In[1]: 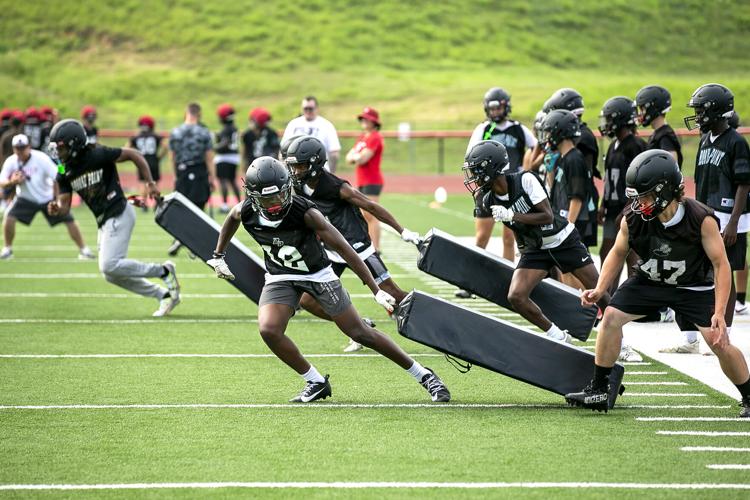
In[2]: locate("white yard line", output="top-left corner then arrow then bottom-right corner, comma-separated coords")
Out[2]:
0,292 -> 377,299
657,431 -> 750,437
625,393 -> 707,397
0,481 -> 749,491
637,417 -> 750,422
626,372 -> 669,375
0,353 -> 442,359
706,464 -> 750,470
682,447 -> 750,452
0,318 -> 337,325
625,382 -> 688,386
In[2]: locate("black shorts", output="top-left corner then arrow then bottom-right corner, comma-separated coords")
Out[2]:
575,216 -> 598,248
7,197 -> 73,226
216,162 -> 239,180
175,167 -> 210,209
517,229 -> 593,273
358,184 -> 382,196
610,276 -> 715,328
259,279 -> 352,317
137,161 -> 160,182
725,232 -> 747,271
331,251 -> 390,284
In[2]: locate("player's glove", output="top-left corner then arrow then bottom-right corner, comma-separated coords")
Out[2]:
491,205 -> 515,223
400,228 -> 422,245
207,252 -> 235,280
374,289 -> 397,314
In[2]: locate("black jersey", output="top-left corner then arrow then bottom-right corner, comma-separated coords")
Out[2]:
214,122 -> 239,162
296,171 -> 371,253
694,127 -> 750,215
550,148 -> 590,220
647,124 -> 683,168
479,120 -> 527,171
56,145 -> 126,227
240,196 -> 330,276
84,125 -> 98,144
628,199 -> 718,288
480,171 -> 569,252
577,122 -> 600,174
602,134 -> 647,211
129,131 -> 162,171
241,127 -> 280,164
23,123 -> 43,150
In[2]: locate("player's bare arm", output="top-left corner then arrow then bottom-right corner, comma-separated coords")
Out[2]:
339,182 -> 404,233
47,192 -> 72,217
567,197 -> 583,223
702,215 -> 731,343
724,183 -> 750,246
213,203 -> 243,254
582,217 -> 629,305
117,148 -> 160,199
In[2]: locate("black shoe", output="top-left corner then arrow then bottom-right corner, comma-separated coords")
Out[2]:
740,396 -> 750,418
167,241 -> 182,257
454,289 -> 474,299
362,317 -> 376,328
565,382 -> 609,413
420,368 -> 451,402
289,375 -> 331,403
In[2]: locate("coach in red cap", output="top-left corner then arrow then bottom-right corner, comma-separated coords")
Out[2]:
346,106 -> 385,249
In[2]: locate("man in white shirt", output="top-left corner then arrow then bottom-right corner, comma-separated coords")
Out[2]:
0,134 -> 94,260
282,96 -> 341,172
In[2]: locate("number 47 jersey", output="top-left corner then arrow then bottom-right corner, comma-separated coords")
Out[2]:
240,197 -> 331,276
627,198 -> 718,288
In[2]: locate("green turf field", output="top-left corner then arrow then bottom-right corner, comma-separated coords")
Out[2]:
1,196 -> 749,498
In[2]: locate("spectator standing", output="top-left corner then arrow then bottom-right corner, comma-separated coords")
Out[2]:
128,115 -> 166,211
282,96 -> 341,172
242,107 -> 280,166
214,104 -> 241,213
81,105 -> 98,145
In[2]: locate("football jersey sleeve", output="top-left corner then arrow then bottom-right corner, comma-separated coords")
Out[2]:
56,172 -> 72,194
521,172 -> 548,205
565,154 -> 588,200
731,135 -> 750,184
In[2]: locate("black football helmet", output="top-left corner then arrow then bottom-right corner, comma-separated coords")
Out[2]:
48,119 -> 88,162
533,110 -> 547,142
542,88 -> 584,116
284,136 -> 327,187
244,156 -> 294,220
279,134 -> 305,160
483,87 -> 512,123
635,85 -> 671,127
685,83 -> 734,132
728,111 -> 741,129
598,97 -> 637,138
539,109 -> 581,149
462,140 -> 510,194
625,149 -> 683,221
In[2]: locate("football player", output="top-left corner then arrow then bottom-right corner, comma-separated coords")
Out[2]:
46,119 -> 180,317
128,115 -> 165,211
214,104 -> 241,213
284,136 -> 422,352
207,157 -> 450,403
460,88 -> 537,294
463,139 -> 608,343
686,83 -> 750,340
80,105 -> 98,144
566,150 -> 750,417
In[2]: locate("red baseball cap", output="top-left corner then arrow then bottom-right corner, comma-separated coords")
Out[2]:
81,105 -> 97,118
249,107 -> 271,127
357,107 -> 380,127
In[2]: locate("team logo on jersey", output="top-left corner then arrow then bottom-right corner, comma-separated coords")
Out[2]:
653,239 -> 672,257
272,237 -> 284,248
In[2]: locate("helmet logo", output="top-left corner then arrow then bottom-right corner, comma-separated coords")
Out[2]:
261,186 -> 280,195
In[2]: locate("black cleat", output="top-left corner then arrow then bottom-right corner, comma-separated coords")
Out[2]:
565,382 -> 609,413
454,289 -> 474,299
740,396 -> 750,418
167,240 -> 182,257
289,375 -> 331,403
421,368 -> 451,402
362,317 -> 376,328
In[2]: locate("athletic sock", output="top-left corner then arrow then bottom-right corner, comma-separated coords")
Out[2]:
162,291 -> 171,300
301,365 -> 325,384
161,266 -> 169,278
593,364 -> 613,390
406,361 -> 431,381
738,292 -> 746,305
684,330 -> 699,344
545,324 -> 565,341
735,377 -> 750,399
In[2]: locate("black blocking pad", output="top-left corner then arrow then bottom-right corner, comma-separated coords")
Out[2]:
155,192 -> 266,303
417,228 -> 597,341
396,290 -> 625,409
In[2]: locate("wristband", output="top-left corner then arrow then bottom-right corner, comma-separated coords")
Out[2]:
212,251 -> 226,259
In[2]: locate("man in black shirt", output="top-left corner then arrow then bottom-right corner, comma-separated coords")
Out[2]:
207,156 -> 450,403
214,104 -> 241,214
284,136 -> 422,352
687,83 -> 750,335
81,105 -> 98,145
566,150 -> 750,417
242,107 -> 280,166
128,115 -> 165,212
464,140 -> 607,343
47,119 -> 181,317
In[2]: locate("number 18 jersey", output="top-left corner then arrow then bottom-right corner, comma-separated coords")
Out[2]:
627,198 -> 718,288
241,196 -> 330,276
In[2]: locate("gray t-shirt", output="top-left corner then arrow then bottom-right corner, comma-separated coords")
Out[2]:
169,123 -> 213,166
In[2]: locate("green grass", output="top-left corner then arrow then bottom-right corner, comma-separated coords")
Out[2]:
1,199 -> 749,498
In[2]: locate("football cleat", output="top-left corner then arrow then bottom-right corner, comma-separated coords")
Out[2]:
167,240 -> 182,256
659,307 -> 675,323
565,382 -> 609,413
290,375 -> 331,403
547,329 -> 574,344
618,345 -> 643,362
0,247 -> 13,260
659,339 -> 700,354
78,247 -> 95,260
152,293 -> 180,317
162,260 -> 180,298
454,289 -> 474,299
420,368 -> 451,402
343,339 -> 364,353
740,396 -> 750,418
736,301 -> 748,315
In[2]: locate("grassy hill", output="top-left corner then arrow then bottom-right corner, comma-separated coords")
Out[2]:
1,0 -> 749,130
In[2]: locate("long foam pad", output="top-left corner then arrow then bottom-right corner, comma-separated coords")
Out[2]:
396,290 -> 624,408
155,192 -> 266,303
417,228 -> 597,341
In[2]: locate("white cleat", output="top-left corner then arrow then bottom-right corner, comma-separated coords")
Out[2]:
736,301 -> 748,315
78,247 -> 96,260
659,339 -> 700,354
0,247 -> 13,260
618,345 -> 643,362
162,260 -> 180,299
547,330 -> 574,344
343,339 -> 364,353
153,294 -> 180,317
659,307 -> 675,323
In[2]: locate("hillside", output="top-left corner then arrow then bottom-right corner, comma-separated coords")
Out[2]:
1,0 -> 749,129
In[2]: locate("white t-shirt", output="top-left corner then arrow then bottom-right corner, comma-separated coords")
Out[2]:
282,116 -> 341,153
467,120 -> 537,153
0,150 -> 58,204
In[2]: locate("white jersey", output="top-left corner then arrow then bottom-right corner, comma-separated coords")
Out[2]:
282,115 -> 341,153
0,149 -> 58,204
